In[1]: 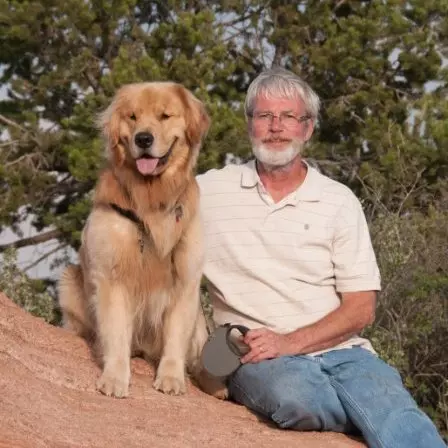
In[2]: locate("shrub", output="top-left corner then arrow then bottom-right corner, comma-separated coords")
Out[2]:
0,248 -> 55,323
365,210 -> 448,440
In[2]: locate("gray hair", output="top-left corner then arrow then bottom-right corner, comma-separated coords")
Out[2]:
244,67 -> 320,120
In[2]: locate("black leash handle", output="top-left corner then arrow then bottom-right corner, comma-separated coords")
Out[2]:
224,324 -> 250,356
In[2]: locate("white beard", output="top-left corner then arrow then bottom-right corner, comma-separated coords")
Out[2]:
251,138 -> 304,170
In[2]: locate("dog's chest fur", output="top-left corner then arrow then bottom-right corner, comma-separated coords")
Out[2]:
93,167 -> 197,261
139,201 -> 187,259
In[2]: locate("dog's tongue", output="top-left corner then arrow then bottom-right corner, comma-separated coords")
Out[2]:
136,157 -> 159,175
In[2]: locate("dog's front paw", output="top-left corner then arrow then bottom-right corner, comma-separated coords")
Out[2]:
154,358 -> 186,395
96,368 -> 130,398
153,374 -> 186,395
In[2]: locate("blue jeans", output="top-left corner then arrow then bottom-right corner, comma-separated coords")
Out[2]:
228,347 -> 446,448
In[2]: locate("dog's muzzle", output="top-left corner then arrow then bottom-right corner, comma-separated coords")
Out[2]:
134,134 -> 177,176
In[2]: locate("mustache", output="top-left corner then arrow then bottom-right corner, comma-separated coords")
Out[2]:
262,138 -> 291,143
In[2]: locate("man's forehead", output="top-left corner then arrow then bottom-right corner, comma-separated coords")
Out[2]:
253,94 -> 306,111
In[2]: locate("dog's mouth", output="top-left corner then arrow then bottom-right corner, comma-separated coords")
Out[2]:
135,138 -> 177,176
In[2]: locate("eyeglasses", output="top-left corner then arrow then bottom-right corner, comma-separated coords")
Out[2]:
250,111 -> 312,128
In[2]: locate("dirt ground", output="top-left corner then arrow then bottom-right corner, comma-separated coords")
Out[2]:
0,293 -> 365,448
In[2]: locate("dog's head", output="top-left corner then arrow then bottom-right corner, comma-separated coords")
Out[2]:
99,82 -> 210,176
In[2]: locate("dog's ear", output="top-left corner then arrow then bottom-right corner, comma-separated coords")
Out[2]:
178,86 -> 211,151
97,90 -> 126,167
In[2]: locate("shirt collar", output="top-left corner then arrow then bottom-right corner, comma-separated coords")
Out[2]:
241,159 -> 259,188
240,159 -> 322,202
295,161 -> 322,202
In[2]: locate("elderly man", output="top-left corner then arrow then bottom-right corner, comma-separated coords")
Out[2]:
196,68 -> 445,447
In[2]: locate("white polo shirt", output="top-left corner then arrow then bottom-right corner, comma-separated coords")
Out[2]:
197,160 -> 381,355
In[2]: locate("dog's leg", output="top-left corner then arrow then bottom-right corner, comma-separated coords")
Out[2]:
153,278 -> 201,395
94,282 -> 133,398
153,212 -> 204,396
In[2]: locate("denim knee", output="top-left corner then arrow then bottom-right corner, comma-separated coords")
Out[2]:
271,398 -> 324,431
229,356 -> 355,433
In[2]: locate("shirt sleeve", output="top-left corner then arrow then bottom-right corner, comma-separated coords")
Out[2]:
332,192 -> 381,292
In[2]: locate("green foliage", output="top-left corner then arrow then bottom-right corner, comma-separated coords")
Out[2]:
365,210 -> 448,440
0,248 -> 55,323
1,0 -> 447,241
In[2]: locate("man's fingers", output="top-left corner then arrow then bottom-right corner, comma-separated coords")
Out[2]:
239,328 -> 283,363
244,328 -> 267,342
244,332 -> 274,353
241,344 -> 271,364
242,351 -> 271,364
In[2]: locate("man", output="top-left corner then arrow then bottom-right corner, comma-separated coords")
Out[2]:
197,68 -> 446,447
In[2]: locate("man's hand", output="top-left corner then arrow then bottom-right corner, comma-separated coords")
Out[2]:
240,291 -> 376,364
241,328 -> 294,364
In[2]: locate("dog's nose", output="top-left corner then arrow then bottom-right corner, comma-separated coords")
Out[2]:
135,132 -> 154,149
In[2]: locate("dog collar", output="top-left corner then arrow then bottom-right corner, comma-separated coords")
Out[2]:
108,202 -> 183,253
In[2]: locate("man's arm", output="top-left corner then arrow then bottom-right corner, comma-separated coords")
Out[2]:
242,190 -> 380,364
241,290 -> 376,364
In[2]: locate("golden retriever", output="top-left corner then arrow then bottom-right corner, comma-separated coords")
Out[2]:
58,82 -> 223,398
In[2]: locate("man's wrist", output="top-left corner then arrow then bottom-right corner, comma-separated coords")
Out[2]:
284,330 -> 307,356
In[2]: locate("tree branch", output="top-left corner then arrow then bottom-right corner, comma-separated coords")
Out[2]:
0,114 -> 29,133
0,140 -> 19,148
0,229 -> 62,252
22,243 -> 66,273
219,5 -> 266,28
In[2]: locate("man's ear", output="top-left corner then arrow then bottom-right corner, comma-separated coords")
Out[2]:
303,118 -> 315,142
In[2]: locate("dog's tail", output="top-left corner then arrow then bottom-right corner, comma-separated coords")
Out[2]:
58,264 -> 92,339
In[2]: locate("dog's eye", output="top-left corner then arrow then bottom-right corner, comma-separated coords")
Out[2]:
130,113 -> 137,121
160,113 -> 171,120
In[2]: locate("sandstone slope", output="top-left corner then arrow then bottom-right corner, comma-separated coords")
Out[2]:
0,293 -> 365,448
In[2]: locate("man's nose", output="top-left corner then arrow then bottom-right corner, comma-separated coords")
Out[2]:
269,115 -> 283,131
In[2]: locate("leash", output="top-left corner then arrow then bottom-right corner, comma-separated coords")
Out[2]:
199,287 -> 216,336
109,203 -> 147,253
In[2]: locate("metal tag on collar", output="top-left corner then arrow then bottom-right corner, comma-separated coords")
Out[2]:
138,233 -> 144,254
137,222 -> 146,254
174,204 -> 183,222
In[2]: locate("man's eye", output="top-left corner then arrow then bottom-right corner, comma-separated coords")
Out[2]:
130,113 -> 137,121
257,113 -> 271,119
160,113 -> 171,120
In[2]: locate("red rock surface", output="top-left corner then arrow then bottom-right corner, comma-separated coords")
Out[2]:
0,292 -> 365,448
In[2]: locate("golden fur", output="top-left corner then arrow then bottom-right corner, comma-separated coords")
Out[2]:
58,82 -> 225,398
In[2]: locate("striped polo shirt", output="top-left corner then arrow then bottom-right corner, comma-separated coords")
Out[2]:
196,160 -> 381,355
